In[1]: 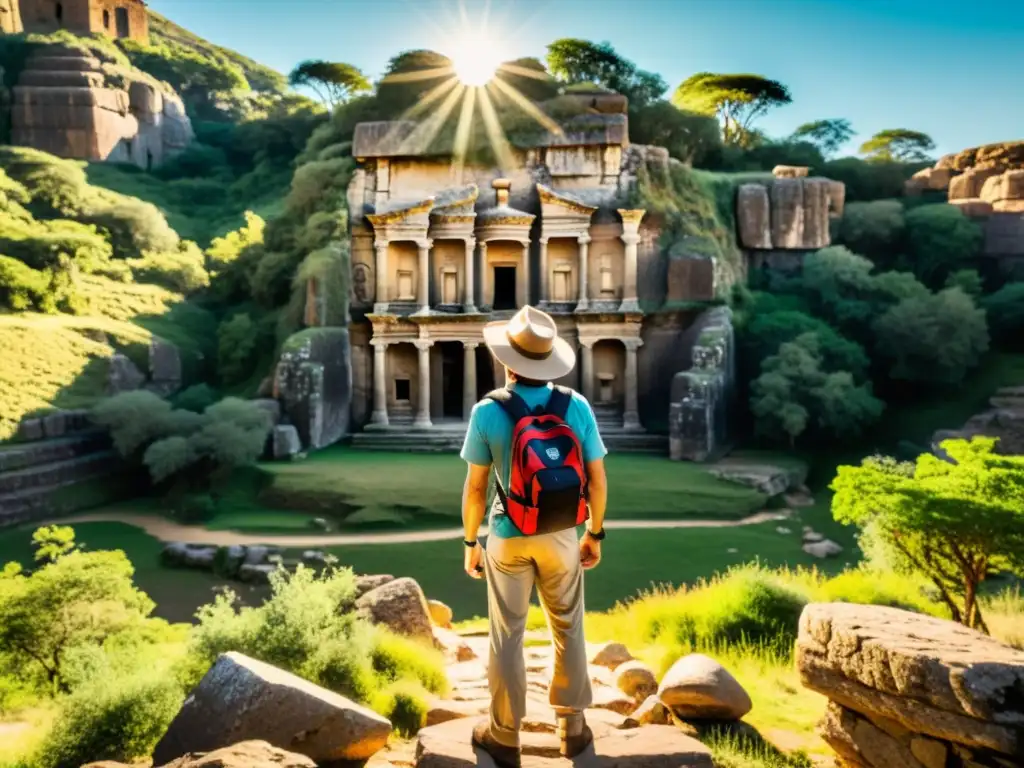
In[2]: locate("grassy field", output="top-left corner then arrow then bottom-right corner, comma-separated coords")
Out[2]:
0,278 -> 215,439
236,447 -> 777,532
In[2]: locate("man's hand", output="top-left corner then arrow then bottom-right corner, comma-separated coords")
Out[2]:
465,541 -> 484,579
580,532 -> 601,570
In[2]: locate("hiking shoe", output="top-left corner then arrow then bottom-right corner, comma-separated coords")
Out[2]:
472,720 -> 521,768
557,714 -> 594,758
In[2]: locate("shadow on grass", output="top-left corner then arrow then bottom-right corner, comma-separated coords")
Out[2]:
694,721 -> 814,768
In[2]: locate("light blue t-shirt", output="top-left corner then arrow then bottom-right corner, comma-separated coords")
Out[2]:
460,383 -> 608,539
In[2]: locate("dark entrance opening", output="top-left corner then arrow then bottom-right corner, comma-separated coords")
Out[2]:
55,2 -> 63,24
477,346 -> 496,399
440,342 -> 464,419
115,7 -> 129,37
103,9 -> 110,28
395,379 -> 410,402
493,266 -> 516,310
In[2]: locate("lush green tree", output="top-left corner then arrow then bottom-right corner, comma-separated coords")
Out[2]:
750,333 -> 883,446
672,73 -> 791,146
496,57 -> 560,102
789,118 -> 854,157
873,287 -> 989,385
860,129 -> 935,162
903,204 -> 983,287
206,211 -> 266,271
545,38 -> 666,107
982,282 -> 1024,349
836,200 -> 905,268
0,547 -> 155,693
289,60 -> 371,111
31,525 -> 78,564
217,313 -> 258,387
742,310 -> 870,381
628,101 -> 721,165
127,241 -> 209,294
831,438 -> 1024,631
945,269 -> 983,298
86,198 -> 180,260
821,157 -> 926,202
376,50 -> 453,116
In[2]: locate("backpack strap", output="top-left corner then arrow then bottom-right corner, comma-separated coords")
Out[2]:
546,385 -> 572,420
485,387 -> 531,423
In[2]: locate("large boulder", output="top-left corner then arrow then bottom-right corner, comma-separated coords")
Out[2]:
355,577 -> 434,642
149,338 -> 182,396
737,184 -> 772,249
415,718 -> 713,768
106,353 -> 145,395
658,654 -> 752,721
354,573 -> 395,599
152,653 -> 392,765
797,603 -> 1024,762
84,741 -> 315,768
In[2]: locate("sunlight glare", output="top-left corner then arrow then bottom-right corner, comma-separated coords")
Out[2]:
448,28 -> 506,87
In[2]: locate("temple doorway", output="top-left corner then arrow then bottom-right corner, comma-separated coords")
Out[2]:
493,266 -> 517,310
116,7 -> 129,37
476,346 -> 496,399
439,342 -> 464,419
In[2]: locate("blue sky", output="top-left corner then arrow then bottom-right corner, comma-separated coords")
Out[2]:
147,0 -> 1024,157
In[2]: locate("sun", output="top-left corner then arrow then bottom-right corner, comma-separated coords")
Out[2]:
448,28 -> 506,87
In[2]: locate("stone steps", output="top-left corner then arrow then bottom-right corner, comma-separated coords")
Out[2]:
0,431 -> 111,473
0,450 -> 118,496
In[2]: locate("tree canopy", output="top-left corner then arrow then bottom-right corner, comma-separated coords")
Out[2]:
545,38 -> 667,108
859,129 -> 935,162
790,118 -> 855,157
831,437 -> 1024,631
289,60 -> 370,111
673,72 -> 792,146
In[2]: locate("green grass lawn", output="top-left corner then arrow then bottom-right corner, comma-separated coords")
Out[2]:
245,448 -> 772,532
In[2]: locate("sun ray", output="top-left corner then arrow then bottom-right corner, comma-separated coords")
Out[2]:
452,86 -> 478,184
399,76 -> 461,122
497,63 -> 555,82
477,87 -> 516,173
380,66 -> 455,85
401,81 -> 467,156
489,76 -> 564,136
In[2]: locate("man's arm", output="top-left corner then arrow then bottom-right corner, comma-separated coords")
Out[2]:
462,463 -> 491,542
585,458 -> 607,534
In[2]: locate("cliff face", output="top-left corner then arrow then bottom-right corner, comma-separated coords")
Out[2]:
907,140 -> 1024,213
10,42 -> 192,169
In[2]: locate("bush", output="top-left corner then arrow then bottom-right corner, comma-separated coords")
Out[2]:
371,679 -> 430,737
34,674 -> 183,768
127,242 -> 209,293
836,200 -> 905,268
0,255 -> 53,312
819,157 -> 924,202
371,629 -> 447,695
217,313 -> 258,387
903,204 -> 983,287
981,282 -> 1024,350
85,199 -> 180,260
171,384 -> 219,413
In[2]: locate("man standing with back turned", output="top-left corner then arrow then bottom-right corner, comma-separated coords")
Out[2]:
460,305 -> 608,768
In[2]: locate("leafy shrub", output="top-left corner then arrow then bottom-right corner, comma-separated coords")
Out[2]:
837,200 -> 905,268
33,674 -> 183,768
206,211 -> 265,270
742,310 -> 870,381
0,255 -> 53,312
85,199 -> 180,260
153,143 -> 230,181
217,313 -> 258,387
903,204 -> 983,287
171,384 -> 219,413
945,269 -> 983,297
371,679 -> 430,737
981,282 -> 1024,349
371,629 -> 447,695
127,242 -> 209,293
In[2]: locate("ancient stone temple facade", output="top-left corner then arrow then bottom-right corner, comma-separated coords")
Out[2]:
346,114 -> 669,450
13,0 -> 149,43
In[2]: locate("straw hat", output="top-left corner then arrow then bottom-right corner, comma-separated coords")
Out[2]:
482,305 -> 576,381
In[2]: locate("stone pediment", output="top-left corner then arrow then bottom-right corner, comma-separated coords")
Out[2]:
537,184 -> 598,216
431,184 -> 479,219
367,197 -> 434,227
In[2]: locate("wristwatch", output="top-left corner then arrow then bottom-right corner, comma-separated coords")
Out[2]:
586,528 -> 606,541
464,539 -> 478,547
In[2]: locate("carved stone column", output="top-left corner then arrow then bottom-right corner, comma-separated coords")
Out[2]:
373,240 -> 389,314
413,239 -> 432,316
580,341 -> 595,402
618,210 -> 645,314
464,237 -> 477,312
520,241 -> 531,307
538,237 -> 550,307
370,339 -> 389,426
623,337 -> 643,431
414,340 -> 432,428
575,235 -> 591,312
463,341 -> 478,420
479,241 -> 489,308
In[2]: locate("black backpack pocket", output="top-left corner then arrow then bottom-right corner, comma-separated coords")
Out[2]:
533,467 -> 582,535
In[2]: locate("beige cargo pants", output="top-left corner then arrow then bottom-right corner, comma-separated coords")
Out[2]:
483,527 -> 593,748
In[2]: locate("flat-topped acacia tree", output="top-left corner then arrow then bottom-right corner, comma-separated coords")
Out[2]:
831,437 -> 1024,633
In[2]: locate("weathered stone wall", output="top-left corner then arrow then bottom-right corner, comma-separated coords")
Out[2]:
908,141 -> 1024,218
737,170 -> 843,252
11,44 -> 191,168
0,0 -> 23,32
798,602 -> 1024,768
19,0 -> 148,42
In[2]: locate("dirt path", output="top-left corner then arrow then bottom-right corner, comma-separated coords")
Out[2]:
54,510 -> 790,547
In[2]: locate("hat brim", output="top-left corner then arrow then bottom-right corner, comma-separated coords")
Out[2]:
483,321 -> 576,381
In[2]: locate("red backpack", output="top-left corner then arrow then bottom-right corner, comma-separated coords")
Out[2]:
486,386 -> 589,536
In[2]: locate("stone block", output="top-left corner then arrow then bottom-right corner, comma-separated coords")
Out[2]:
272,424 -> 301,459
128,80 -> 162,116
16,418 -> 44,442
770,178 -> 805,249
772,165 -> 809,178
149,338 -> 181,389
828,179 -> 847,217
737,184 -> 772,249
802,178 -> 832,249
24,55 -> 102,73
152,653 -> 392,764
19,70 -> 106,89
42,412 -> 67,438
355,576 -> 434,642
950,198 -> 995,218
275,328 -> 351,451
949,167 -> 1003,200
106,353 -> 146,395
